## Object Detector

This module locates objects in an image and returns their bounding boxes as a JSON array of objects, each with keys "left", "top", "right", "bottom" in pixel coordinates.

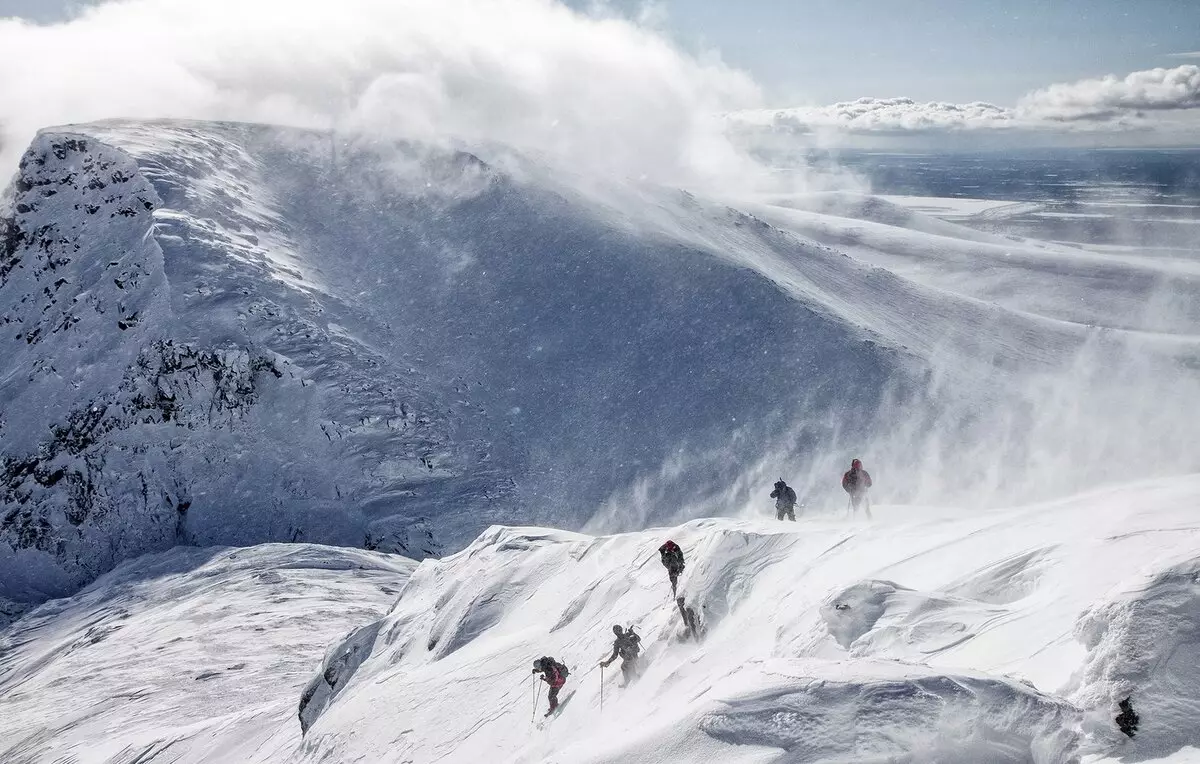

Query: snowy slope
[
  {"left": 297, "top": 476, "right": 1200, "bottom": 763},
  {"left": 747, "top": 192, "right": 1200, "bottom": 335},
  {"left": 0, "top": 542, "right": 414, "bottom": 763},
  {"left": 0, "top": 120, "right": 912, "bottom": 602},
  {"left": 1, "top": 118, "right": 1199, "bottom": 764},
  {"left": 2, "top": 118, "right": 1198, "bottom": 610}
]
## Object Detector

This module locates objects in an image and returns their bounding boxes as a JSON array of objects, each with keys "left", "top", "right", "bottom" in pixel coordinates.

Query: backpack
[
  {"left": 784, "top": 486, "right": 797, "bottom": 503},
  {"left": 556, "top": 661, "right": 570, "bottom": 679},
  {"left": 617, "top": 630, "right": 641, "bottom": 660}
]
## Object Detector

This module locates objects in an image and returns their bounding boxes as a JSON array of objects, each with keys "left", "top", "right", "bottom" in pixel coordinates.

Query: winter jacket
[
  {"left": 770, "top": 481, "right": 797, "bottom": 509},
  {"left": 533, "top": 658, "right": 567, "bottom": 688},
  {"left": 603, "top": 631, "right": 641, "bottom": 665},
  {"left": 841, "top": 468, "right": 873, "bottom": 495},
  {"left": 658, "top": 542, "right": 685, "bottom": 571}
]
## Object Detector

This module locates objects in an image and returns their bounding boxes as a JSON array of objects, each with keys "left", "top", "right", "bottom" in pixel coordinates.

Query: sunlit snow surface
[
  {"left": 0, "top": 544, "right": 413, "bottom": 763},
  {"left": 296, "top": 478, "right": 1200, "bottom": 763},
  {"left": 3, "top": 481, "right": 1198, "bottom": 762},
  {"left": 2, "top": 121, "right": 1200, "bottom": 763}
]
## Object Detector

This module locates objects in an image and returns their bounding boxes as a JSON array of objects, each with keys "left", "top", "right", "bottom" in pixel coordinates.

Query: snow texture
[
  {"left": 1, "top": 118, "right": 1199, "bottom": 763},
  {"left": 0, "top": 542, "right": 413, "bottom": 762},
  {"left": 4, "top": 120, "right": 1198, "bottom": 608},
  {"left": 292, "top": 476, "right": 1200, "bottom": 764},
  {"left": 1070, "top": 555, "right": 1200, "bottom": 759}
]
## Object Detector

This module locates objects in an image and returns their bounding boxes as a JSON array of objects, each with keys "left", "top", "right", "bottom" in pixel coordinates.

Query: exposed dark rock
[{"left": 1116, "top": 696, "right": 1139, "bottom": 738}]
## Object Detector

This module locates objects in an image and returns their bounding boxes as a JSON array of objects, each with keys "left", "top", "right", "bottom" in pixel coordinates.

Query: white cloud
[
  {"left": 1166, "top": 52, "right": 1200, "bottom": 59},
  {"left": 1018, "top": 64, "right": 1200, "bottom": 121},
  {"left": 735, "top": 97, "right": 1018, "bottom": 135},
  {"left": 731, "top": 65, "right": 1200, "bottom": 141},
  {"left": 0, "top": 0, "right": 763, "bottom": 189}
]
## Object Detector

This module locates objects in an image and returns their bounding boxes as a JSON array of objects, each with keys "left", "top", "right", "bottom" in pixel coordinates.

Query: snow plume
[
  {"left": 1018, "top": 64, "right": 1200, "bottom": 121},
  {"left": 0, "top": 0, "right": 768, "bottom": 190}
]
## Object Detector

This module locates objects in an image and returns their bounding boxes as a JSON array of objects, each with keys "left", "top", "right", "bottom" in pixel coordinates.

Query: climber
[
  {"left": 658, "top": 539, "right": 686, "bottom": 596},
  {"left": 770, "top": 478, "right": 798, "bottom": 521},
  {"left": 532, "top": 656, "right": 569, "bottom": 716},
  {"left": 841, "top": 458, "right": 873, "bottom": 518},
  {"left": 599, "top": 625, "right": 641, "bottom": 685},
  {"left": 675, "top": 596, "right": 704, "bottom": 642}
]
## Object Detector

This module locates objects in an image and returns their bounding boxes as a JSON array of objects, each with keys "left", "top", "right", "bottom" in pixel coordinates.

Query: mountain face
[
  {"left": 3, "top": 119, "right": 1196, "bottom": 606},
  {"left": 0, "top": 120, "right": 908, "bottom": 603},
  {"left": 2, "top": 119, "right": 1199, "bottom": 764}
]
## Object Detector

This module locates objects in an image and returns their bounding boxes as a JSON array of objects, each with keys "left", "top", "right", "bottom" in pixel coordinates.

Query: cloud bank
[
  {"left": 734, "top": 65, "right": 1200, "bottom": 140},
  {"left": 0, "top": 0, "right": 762, "bottom": 187},
  {"left": 735, "top": 97, "right": 1018, "bottom": 134},
  {"left": 1019, "top": 64, "right": 1200, "bottom": 121}
]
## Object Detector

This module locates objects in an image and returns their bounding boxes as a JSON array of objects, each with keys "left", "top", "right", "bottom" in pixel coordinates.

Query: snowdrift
[
  {"left": 1070, "top": 555, "right": 1200, "bottom": 758},
  {"left": 0, "top": 543, "right": 413, "bottom": 763},
  {"left": 297, "top": 475, "right": 1200, "bottom": 763}
]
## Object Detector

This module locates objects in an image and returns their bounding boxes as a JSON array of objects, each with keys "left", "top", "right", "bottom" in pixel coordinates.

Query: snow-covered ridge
[{"left": 297, "top": 476, "right": 1200, "bottom": 763}]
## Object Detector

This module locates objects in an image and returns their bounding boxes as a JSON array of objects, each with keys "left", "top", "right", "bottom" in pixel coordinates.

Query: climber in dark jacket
[
  {"left": 658, "top": 540, "right": 685, "bottom": 596},
  {"left": 841, "top": 458, "right": 874, "bottom": 517},
  {"left": 770, "top": 478, "right": 798, "bottom": 521},
  {"left": 600, "top": 625, "right": 642, "bottom": 685}
]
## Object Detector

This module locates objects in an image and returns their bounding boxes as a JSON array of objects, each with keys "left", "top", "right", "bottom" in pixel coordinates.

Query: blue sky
[
  {"left": 5, "top": 0, "right": 1197, "bottom": 106},
  {"left": 652, "top": 0, "right": 1200, "bottom": 105}
]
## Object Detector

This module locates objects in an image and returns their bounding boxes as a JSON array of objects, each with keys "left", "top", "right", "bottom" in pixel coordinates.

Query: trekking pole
[
  {"left": 532, "top": 677, "right": 542, "bottom": 723},
  {"left": 845, "top": 496, "right": 851, "bottom": 517}
]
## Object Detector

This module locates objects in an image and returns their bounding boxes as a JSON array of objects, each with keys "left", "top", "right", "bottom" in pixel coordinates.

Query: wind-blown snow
[
  {"left": 1, "top": 117, "right": 1199, "bottom": 763},
  {"left": 2, "top": 479, "right": 1198, "bottom": 761},
  {"left": 0, "top": 120, "right": 907, "bottom": 602},
  {"left": 2, "top": 119, "right": 1198, "bottom": 607},
  {"left": 294, "top": 476, "right": 1200, "bottom": 763}
]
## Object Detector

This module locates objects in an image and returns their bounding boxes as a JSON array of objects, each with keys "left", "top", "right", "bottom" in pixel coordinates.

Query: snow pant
[
  {"left": 620, "top": 657, "right": 639, "bottom": 684},
  {"left": 776, "top": 505, "right": 795, "bottom": 521},
  {"left": 666, "top": 564, "right": 683, "bottom": 594},
  {"left": 849, "top": 492, "right": 870, "bottom": 517},
  {"left": 547, "top": 682, "right": 563, "bottom": 712},
  {"left": 679, "top": 603, "right": 701, "bottom": 641}
]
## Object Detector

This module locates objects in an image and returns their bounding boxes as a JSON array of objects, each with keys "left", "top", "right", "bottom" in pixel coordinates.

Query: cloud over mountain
[{"left": 0, "top": 0, "right": 759, "bottom": 187}]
